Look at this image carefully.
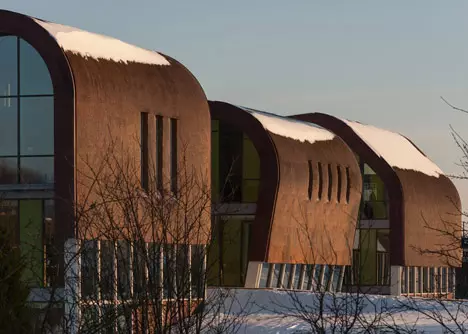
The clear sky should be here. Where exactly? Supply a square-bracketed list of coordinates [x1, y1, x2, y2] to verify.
[3, 0, 468, 210]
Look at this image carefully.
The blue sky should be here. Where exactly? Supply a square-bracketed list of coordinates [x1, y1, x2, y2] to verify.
[3, 0, 468, 209]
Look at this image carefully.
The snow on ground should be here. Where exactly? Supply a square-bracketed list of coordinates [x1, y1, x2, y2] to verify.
[206, 288, 468, 333]
[33, 18, 170, 66]
[239, 106, 335, 145]
[342, 119, 443, 178]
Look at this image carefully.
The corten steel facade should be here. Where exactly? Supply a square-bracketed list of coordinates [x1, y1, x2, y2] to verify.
[209, 101, 363, 291]
[0, 9, 210, 332]
[293, 112, 461, 296]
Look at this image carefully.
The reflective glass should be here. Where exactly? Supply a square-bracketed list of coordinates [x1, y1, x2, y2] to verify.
[117, 240, 131, 300]
[19, 39, 53, 95]
[294, 265, 302, 289]
[100, 240, 115, 300]
[0, 97, 17, 156]
[81, 240, 98, 299]
[313, 265, 322, 291]
[20, 97, 54, 155]
[258, 263, 270, 288]
[0, 157, 18, 184]
[270, 264, 281, 288]
[20, 156, 54, 184]
[0, 36, 18, 96]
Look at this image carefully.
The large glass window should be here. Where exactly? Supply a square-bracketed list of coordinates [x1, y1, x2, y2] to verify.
[0, 36, 54, 186]
[0, 36, 18, 96]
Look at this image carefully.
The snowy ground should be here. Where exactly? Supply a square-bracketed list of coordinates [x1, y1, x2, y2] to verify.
[206, 288, 468, 333]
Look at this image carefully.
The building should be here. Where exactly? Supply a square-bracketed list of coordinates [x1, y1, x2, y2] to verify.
[294, 113, 461, 297]
[0, 9, 211, 332]
[208, 101, 363, 292]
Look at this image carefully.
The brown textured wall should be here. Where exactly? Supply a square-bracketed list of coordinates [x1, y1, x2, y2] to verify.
[267, 133, 362, 265]
[65, 52, 211, 243]
[210, 102, 362, 266]
[397, 170, 461, 267]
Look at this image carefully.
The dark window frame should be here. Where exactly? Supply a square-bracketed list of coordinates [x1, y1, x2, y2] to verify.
[170, 118, 178, 195]
[156, 115, 164, 191]
[140, 112, 149, 191]
[0, 36, 54, 186]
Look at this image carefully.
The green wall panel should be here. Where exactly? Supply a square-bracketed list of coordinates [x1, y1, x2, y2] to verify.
[20, 200, 43, 287]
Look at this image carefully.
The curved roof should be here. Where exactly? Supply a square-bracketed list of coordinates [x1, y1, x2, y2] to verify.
[293, 113, 461, 267]
[211, 102, 363, 265]
[343, 119, 442, 177]
[33, 18, 170, 66]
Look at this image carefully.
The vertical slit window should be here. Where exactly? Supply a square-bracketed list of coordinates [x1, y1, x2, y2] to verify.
[345, 167, 351, 203]
[170, 118, 178, 194]
[308, 161, 313, 200]
[140, 112, 149, 191]
[156, 115, 163, 191]
[337, 165, 342, 202]
[317, 162, 323, 200]
[327, 164, 333, 201]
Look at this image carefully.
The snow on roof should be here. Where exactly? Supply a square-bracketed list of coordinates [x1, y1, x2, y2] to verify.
[239, 106, 335, 145]
[33, 19, 170, 66]
[343, 119, 443, 177]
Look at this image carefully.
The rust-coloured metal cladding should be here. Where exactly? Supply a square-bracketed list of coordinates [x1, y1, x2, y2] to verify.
[210, 101, 362, 266]
[0, 10, 211, 244]
[293, 113, 462, 267]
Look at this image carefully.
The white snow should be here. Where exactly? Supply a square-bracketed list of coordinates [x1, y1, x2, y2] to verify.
[343, 119, 443, 177]
[33, 19, 170, 66]
[206, 288, 468, 333]
[240, 107, 335, 145]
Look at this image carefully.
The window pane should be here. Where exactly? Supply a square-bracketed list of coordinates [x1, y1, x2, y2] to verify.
[163, 245, 176, 299]
[258, 263, 270, 288]
[20, 97, 54, 156]
[81, 240, 98, 299]
[19, 39, 53, 95]
[0, 200, 18, 240]
[117, 240, 131, 300]
[323, 265, 332, 291]
[313, 265, 322, 291]
[148, 243, 161, 298]
[270, 264, 281, 288]
[0, 97, 17, 155]
[302, 265, 313, 290]
[100, 240, 115, 300]
[0, 36, 18, 96]
[191, 245, 205, 298]
[294, 265, 302, 289]
[20, 156, 53, 184]
[176, 244, 190, 298]
[0, 157, 18, 184]
[283, 264, 292, 288]
[133, 241, 147, 298]
[44, 199, 57, 287]
[332, 266, 341, 292]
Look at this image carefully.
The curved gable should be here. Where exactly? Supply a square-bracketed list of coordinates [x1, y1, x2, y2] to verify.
[211, 102, 362, 265]
[294, 113, 461, 267]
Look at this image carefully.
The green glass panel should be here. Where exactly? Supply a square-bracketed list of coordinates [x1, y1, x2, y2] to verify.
[242, 179, 260, 203]
[359, 229, 377, 285]
[20, 200, 43, 287]
[211, 120, 220, 201]
[207, 218, 221, 286]
[242, 135, 260, 203]
[222, 219, 242, 286]
[242, 136, 260, 179]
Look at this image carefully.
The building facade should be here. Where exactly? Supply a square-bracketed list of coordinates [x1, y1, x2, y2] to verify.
[209, 101, 363, 292]
[294, 113, 461, 297]
[0, 9, 211, 332]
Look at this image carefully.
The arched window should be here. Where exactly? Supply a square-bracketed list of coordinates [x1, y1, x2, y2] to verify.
[0, 36, 54, 186]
